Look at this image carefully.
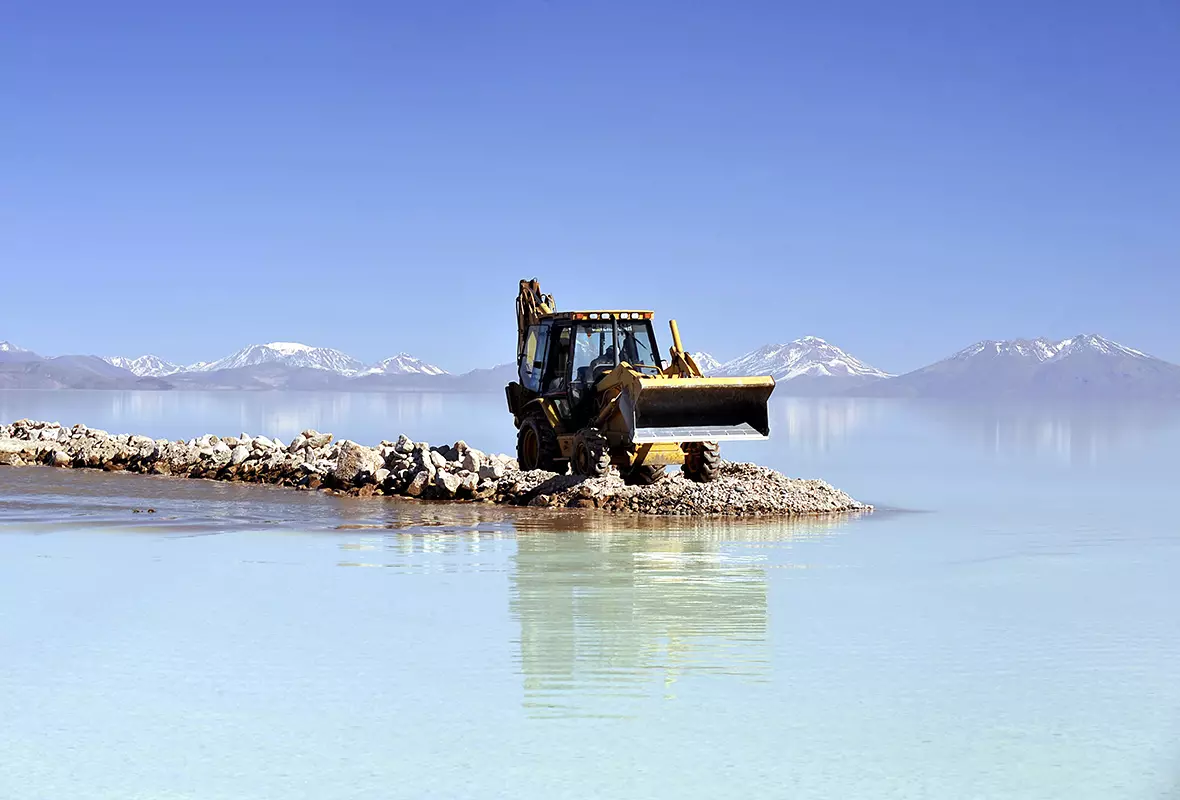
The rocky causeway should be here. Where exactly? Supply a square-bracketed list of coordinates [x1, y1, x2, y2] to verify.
[0, 419, 870, 517]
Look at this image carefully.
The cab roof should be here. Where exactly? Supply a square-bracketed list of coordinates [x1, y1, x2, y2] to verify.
[543, 310, 654, 321]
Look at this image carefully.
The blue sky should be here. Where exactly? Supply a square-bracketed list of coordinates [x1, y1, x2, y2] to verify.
[3, 0, 1177, 373]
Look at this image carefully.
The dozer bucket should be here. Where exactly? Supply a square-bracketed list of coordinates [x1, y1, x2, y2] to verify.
[619, 376, 776, 444]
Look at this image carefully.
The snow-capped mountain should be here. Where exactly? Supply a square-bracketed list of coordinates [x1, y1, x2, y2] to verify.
[191, 342, 367, 374]
[952, 338, 1060, 362]
[717, 337, 892, 381]
[947, 334, 1151, 364]
[0, 341, 40, 363]
[692, 352, 722, 375]
[103, 355, 183, 377]
[860, 333, 1180, 399]
[950, 334, 1153, 364]
[366, 353, 449, 376]
[1054, 334, 1149, 360]
[97, 343, 451, 383]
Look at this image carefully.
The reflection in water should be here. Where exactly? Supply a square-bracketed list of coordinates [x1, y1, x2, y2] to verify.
[6, 392, 1178, 472]
[0, 390, 502, 451]
[912, 401, 1180, 466]
[507, 517, 852, 718]
[96, 391, 446, 443]
[332, 511, 857, 719]
[771, 397, 886, 454]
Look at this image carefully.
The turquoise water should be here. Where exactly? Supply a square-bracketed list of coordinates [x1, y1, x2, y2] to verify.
[1, 392, 1178, 798]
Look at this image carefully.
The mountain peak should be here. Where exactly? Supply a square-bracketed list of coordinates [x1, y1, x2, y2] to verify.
[954, 334, 1150, 363]
[192, 343, 366, 374]
[716, 337, 892, 381]
[0, 341, 28, 352]
[954, 338, 1058, 362]
[692, 352, 723, 374]
[263, 342, 315, 355]
[103, 354, 183, 377]
[1056, 334, 1149, 359]
[366, 353, 448, 376]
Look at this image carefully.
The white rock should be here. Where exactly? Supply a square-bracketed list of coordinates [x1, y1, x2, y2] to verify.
[434, 471, 461, 497]
[461, 450, 484, 473]
[478, 461, 505, 481]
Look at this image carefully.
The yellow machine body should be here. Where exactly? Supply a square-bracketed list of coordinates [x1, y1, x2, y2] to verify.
[507, 279, 776, 479]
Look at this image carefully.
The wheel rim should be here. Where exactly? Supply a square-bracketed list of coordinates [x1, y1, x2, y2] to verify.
[521, 427, 539, 469]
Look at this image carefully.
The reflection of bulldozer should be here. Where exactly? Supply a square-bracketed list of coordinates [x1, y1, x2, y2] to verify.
[510, 531, 769, 716]
[505, 279, 776, 484]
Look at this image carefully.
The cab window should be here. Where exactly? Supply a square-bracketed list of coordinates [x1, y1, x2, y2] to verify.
[572, 322, 616, 385]
[542, 326, 572, 394]
[519, 325, 548, 393]
[617, 321, 658, 370]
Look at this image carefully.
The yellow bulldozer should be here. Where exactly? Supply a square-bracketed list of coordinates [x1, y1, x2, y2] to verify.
[505, 279, 776, 484]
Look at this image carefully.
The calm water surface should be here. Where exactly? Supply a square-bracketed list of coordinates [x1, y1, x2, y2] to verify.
[1, 391, 1178, 799]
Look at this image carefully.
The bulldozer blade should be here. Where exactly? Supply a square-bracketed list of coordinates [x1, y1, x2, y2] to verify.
[620, 377, 775, 444]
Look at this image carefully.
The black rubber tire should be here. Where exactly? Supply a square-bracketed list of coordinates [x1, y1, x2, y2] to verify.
[572, 428, 611, 478]
[682, 441, 721, 483]
[621, 463, 665, 486]
[517, 412, 562, 472]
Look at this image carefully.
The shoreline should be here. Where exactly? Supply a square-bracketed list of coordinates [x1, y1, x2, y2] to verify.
[0, 419, 871, 517]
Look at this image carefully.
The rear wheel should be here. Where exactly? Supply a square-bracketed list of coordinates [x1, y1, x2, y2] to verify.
[572, 428, 611, 478]
[682, 441, 721, 483]
[517, 412, 561, 472]
[621, 463, 664, 486]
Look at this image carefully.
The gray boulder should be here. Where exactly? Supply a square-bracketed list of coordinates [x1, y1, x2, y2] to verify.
[303, 430, 333, 448]
[405, 470, 430, 497]
[457, 471, 479, 496]
[461, 449, 484, 473]
[332, 440, 383, 485]
[478, 460, 505, 481]
[434, 471, 461, 498]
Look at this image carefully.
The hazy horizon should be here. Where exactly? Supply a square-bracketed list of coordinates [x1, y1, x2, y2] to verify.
[4, 327, 1177, 379]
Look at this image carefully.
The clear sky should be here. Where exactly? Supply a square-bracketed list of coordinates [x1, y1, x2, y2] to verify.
[3, 0, 1178, 373]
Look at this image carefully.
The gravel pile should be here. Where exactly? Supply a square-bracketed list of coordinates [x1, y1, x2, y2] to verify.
[501, 461, 868, 515]
[0, 419, 869, 517]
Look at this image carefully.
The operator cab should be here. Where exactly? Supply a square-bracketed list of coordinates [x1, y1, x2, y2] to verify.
[517, 311, 661, 429]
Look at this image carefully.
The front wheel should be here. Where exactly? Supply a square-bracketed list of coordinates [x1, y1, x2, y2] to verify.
[517, 413, 561, 472]
[572, 428, 611, 478]
[620, 463, 664, 486]
[682, 441, 721, 483]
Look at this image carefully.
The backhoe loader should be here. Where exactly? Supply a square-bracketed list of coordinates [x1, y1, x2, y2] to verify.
[505, 279, 776, 484]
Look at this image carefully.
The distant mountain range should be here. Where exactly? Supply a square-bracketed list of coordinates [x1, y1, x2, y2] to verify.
[0, 340, 479, 392]
[2, 335, 1178, 399]
[697, 334, 1180, 400]
[852, 334, 1180, 399]
[101, 342, 447, 378]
